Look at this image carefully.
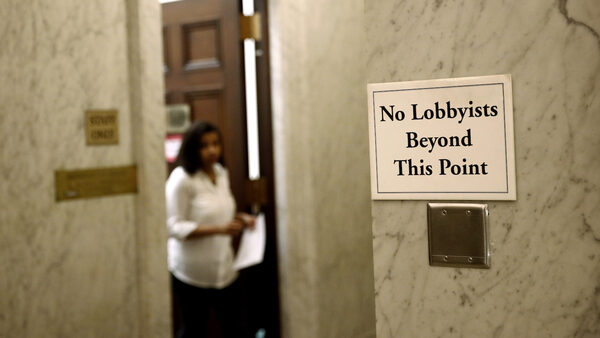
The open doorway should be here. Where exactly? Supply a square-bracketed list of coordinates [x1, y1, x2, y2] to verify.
[161, 0, 280, 336]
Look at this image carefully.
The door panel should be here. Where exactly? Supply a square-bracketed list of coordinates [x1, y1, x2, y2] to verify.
[185, 90, 223, 126]
[182, 20, 221, 70]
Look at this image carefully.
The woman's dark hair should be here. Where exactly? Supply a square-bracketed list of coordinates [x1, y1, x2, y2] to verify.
[176, 121, 224, 175]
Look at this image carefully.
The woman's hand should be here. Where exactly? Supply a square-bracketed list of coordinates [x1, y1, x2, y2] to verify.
[186, 220, 244, 239]
[221, 219, 244, 235]
[235, 212, 256, 229]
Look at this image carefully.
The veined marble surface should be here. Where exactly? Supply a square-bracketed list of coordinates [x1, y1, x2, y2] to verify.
[0, 0, 169, 336]
[126, 0, 171, 336]
[270, 0, 376, 337]
[367, 0, 600, 337]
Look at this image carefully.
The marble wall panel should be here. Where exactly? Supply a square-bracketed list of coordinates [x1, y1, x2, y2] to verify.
[0, 0, 168, 336]
[269, 0, 377, 337]
[126, 0, 170, 336]
[366, 0, 600, 337]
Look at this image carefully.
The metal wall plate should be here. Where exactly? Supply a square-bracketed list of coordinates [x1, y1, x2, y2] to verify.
[55, 165, 138, 201]
[86, 109, 119, 145]
[427, 203, 490, 269]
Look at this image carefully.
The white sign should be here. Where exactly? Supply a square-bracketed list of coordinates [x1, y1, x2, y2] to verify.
[367, 74, 516, 200]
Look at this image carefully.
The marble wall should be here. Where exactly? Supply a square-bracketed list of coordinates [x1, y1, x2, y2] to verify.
[269, 0, 376, 337]
[0, 0, 169, 337]
[366, 0, 600, 337]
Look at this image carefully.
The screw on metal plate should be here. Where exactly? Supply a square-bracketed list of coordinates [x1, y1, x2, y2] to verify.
[443, 256, 449, 262]
[442, 209, 447, 216]
[466, 210, 471, 215]
[468, 257, 473, 263]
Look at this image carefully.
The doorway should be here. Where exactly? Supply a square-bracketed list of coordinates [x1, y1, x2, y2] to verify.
[161, 0, 280, 336]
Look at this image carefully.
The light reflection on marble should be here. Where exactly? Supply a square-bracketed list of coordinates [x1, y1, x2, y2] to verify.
[367, 0, 600, 337]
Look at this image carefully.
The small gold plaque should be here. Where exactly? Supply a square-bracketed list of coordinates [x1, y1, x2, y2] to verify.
[239, 13, 262, 41]
[55, 165, 137, 201]
[86, 109, 119, 145]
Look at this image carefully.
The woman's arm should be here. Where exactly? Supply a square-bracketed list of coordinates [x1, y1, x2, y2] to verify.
[235, 212, 256, 229]
[166, 173, 198, 239]
[166, 168, 246, 240]
[186, 219, 244, 239]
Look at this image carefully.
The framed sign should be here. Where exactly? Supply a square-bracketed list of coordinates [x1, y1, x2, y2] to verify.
[367, 74, 516, 200]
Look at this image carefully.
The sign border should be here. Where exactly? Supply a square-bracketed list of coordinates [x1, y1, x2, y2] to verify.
[367, 75, 516, 201]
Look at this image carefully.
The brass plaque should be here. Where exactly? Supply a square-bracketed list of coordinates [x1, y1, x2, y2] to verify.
[55, 165, 137, 201]
[239, 13, 262, 41]
[86, 109, 119, 145]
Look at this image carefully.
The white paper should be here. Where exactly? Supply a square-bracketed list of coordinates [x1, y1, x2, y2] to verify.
[233, 213, 266, 270]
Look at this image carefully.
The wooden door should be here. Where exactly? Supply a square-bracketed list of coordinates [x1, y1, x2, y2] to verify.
[163, 0, 246, 205]
[162, 0, 280, 337]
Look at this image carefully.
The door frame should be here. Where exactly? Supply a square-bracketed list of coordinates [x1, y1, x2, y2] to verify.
[239, 0, 281, 336]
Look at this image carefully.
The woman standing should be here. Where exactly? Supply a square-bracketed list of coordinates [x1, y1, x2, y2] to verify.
[166, 121, 254, 338]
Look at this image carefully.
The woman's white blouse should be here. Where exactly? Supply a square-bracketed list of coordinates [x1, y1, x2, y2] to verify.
[166, 164, 237, 289]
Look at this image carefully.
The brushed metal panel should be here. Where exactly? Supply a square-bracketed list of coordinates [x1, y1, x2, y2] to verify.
[427, 203, 490, 269]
